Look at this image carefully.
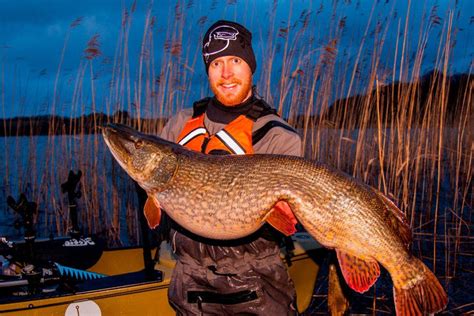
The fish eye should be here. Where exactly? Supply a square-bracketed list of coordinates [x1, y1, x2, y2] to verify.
[135, 140, 144, 149]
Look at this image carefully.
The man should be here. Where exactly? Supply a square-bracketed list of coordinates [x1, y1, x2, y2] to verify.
[159, 20, 302, 315]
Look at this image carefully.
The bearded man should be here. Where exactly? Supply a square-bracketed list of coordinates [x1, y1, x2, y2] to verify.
[159, 20, 302, 315]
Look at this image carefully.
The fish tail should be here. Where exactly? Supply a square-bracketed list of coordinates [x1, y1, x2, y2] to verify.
[393, 259, 448, 315]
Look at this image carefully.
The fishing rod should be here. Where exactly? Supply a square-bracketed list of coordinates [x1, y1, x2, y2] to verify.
[61, 170, 82, 239]
[6, 193, 37, 264]
[1, 170, 106, 294]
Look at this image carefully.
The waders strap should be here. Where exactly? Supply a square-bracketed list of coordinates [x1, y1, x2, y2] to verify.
[187, 290, 258, 305]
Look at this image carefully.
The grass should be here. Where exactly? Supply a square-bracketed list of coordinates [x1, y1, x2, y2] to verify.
[0, 0, 472, 313]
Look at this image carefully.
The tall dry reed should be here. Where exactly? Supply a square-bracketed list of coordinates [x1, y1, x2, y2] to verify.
[0, 0, 472, 310]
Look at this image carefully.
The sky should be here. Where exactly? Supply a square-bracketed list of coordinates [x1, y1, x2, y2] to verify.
[0, 0, 472, 118]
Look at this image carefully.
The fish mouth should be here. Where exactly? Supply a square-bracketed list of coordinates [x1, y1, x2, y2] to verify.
[102, 123, 140, 160]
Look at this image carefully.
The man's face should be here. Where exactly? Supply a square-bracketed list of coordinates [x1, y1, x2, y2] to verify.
[208, 56, 253, 106]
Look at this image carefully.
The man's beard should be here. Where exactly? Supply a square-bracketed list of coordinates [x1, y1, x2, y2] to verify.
[211, 78, 252, 106]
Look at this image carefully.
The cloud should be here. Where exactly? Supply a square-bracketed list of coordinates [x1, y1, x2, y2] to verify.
[0, 0, 472, 118]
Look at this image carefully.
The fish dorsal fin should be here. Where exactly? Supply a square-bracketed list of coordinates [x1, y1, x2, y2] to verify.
[373, 189, 412, 246]
[336, 249, 380, 293]
[144, 197, 162, 229]
[264, 201, 298, 236]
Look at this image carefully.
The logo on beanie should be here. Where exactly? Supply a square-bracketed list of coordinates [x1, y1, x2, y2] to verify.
[203, 25, 239, 62]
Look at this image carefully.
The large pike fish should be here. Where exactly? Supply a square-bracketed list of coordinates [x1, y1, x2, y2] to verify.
[102, 123, 447, 315]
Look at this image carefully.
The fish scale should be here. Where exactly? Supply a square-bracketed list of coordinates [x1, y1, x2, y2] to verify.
[103, 123, 448, 316]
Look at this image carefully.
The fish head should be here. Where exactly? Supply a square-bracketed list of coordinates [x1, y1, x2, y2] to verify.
[102, 123, 178, 191]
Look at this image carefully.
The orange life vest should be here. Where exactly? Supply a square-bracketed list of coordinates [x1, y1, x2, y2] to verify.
[176, 113, 254, 155]
[174, 99, 299, 237]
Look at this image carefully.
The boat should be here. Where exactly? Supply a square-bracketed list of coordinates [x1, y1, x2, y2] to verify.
[1, 170, 323, 315]
[0, 170, 322, 316]
[0, 232, 321, 315]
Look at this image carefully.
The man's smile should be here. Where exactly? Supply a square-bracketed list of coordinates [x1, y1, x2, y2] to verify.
[221, 83, 238, 89]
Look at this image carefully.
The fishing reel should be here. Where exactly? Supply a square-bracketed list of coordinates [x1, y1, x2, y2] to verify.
[6, 194, 37, 243]
[0, 236, 50, 295]
[1, 236, 104, 296]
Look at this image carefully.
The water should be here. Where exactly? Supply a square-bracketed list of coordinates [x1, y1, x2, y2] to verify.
[1, 128, 470, 246]
[0, 134, 140, 246]
[0, 131, 472, 313]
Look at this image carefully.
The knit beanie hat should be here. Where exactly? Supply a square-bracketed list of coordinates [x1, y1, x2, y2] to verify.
[202, 20, 256, 74]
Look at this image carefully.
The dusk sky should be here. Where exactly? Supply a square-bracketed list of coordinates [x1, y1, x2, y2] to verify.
[0, 0, 472, 118]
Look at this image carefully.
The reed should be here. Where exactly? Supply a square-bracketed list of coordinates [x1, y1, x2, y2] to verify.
[0, 0, 472, 312]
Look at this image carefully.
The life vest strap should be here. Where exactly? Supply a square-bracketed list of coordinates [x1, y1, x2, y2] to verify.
[178, 127, 207, 146]
[192, 97, 212, 118]
[252, 120, 297, 145]
[245, 99, 277, 121]
[215, 130, 246, 155]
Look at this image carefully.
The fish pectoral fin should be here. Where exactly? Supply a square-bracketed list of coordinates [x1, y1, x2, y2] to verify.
[336, 249, 380, 294]
[144, 197, 162, 229]
[264, 201, 298, 237]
